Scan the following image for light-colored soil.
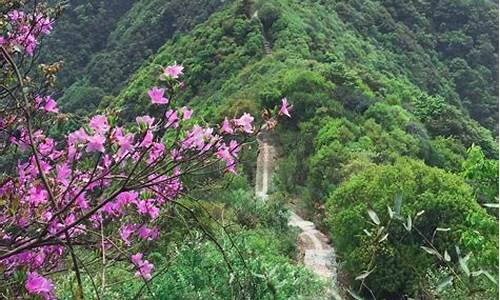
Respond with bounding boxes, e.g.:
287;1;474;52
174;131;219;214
255;133;342;299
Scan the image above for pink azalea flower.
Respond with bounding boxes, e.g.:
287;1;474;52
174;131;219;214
135;199;160;219
278;97;292;118
38;138;54;156
116;191;139;206
165;110;179;128
131;253;144;265
229;140;241;156
163;64;184;79
113;128;135;157
8;10;24;21
233;113;254;134
147;142;165;164
43;97;58;113
138;225;159;241
68;128;88;145
216;141;240;174
56;163;71;186
136;115;155;128
86;135;106;153
182;106;193;120
27;186;48;206
221;118;234;134
75;193;89;211
120;224;137;246
138;260;154;280
139;130;153;148
148;87;169;104
25;272;56;300
130;252;155;280
89;115;110;134
171;148;183;161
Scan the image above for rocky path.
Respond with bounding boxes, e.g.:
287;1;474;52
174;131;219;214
255;132;341;299
252;10;273;54
288;212;336;279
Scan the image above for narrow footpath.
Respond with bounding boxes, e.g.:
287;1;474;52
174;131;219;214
255;130;342;299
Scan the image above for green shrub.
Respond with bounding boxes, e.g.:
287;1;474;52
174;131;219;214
326;158;498;299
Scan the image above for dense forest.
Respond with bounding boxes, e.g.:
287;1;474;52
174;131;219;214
1;0;498;299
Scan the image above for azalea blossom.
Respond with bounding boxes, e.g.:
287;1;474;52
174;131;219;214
131;253;154;280
25;272;56;300
139;130;154;148
43;97;58;113
278;97;292;118
165;109;179;128
221;117;234;134
137;225;159;241
163;64;184;79
89;115;110;134
56;163;71;186
120;224;137;246
86;135;106;153
136;115;155;128
148;87;169;104
27;186;48;206
233;113;254;133
182;106;193;120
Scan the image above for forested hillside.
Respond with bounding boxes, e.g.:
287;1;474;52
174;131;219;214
3;0;499;299
40;0;227;113
111;0;500;298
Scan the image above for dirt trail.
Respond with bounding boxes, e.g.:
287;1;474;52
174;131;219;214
255;131;341;298
252;10;273;54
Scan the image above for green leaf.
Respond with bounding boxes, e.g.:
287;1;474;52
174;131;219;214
355;268;375;280
394;194;402;216
458;253;471;277
387;206;394;219
404;215;412;231
421;246;443;259
444;250;451;262
482;203;499;208
367;209;380;225
436;276;454;292
379;233;389;243
471;270;498;285
436;227;451;232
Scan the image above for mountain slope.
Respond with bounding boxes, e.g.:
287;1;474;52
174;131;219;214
114;0;497;154
110;0;498;298
41;0;227;113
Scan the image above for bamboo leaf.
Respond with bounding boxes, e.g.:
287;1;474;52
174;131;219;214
394;194;402;216
355;268;375;281
436;276;454;292
421;246;443;259
444;250;451;262
387;206;394;219
459;254;471;277
367;209;380;225
471;270;498;285
436;227;451;232
379;233;389;243
405;215;412;231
